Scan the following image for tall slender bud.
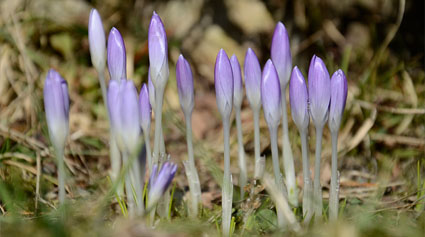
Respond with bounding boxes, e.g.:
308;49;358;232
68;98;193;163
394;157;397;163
328;69;348;133
139;83;151;134
176;55;195;114
148;11;169;89
107;28;126;81
289;66;309;131
214;49;234;119
244;48;262;110
148;162;177;208
261;60;282;127
271;22;292;89
88;9;106;72
44;69;70;151
308;55;331;127
230;55;243;108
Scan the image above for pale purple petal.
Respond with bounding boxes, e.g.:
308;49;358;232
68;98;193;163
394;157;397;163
289;66;309;131
107;79;122;135
88;9;106;71
214;49;234;118
308;55;331;127
271;22;292;88
244;48;262;110
261;60;281;127
230;54;243;108
139;83;151;134
328;69;348;133
119;80;141;152
176;54;194;113
148;11;169;87
107;27;126;81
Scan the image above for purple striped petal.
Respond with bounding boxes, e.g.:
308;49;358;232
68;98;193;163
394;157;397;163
230;54;243;108
214;49;234;118
139;83;151;134
107;27;126;81
289;66;309;131
148;11;169;88
328;69;348;133
261;60;281;127
271;22;292;88
176;54;194;114
244;48;262;110
308;55;330;127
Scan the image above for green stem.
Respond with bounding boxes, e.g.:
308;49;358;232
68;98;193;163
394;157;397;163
235;107;247;199
313;125;324;219
55;147;65;204
253;109;263;179
153;86;165;164
122;152;135;218
329;131;339;221
144;130;152;172
222;118;232;236
281;89;298;207
300;131;313;223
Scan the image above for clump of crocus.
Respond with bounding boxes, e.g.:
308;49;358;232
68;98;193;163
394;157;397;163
148;12;169;161
139;83;152;171
230;54;247;199
328;69;347;221
244;48;264;179
147;162;177;210
44;69;69;204
108;79;144;217
308;55;331;219
271;22;298;207
289;66;313;222
261;60;286;227
176;54;201;217
215;49;234;236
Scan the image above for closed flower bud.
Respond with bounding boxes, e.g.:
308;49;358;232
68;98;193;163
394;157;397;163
230;54;243;108
214;49;234;118
244;48;262;110
308;55;331;127
176;54;194;114
139;83;151;135
107;27;126;81
328;69;348;133
107;79;140;153
261;60;282;127
44;69;70;151
271;22;292;89
289;66;309;131
148;162;177;208
148;11;169;89
88;9;106;71
147;68;156;108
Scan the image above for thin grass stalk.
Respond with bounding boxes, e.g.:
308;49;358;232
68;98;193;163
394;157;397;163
313;126;324;219
300;131;313;223
270;125;286;227
329;131;339;221
235;107;247;199
184;113;201;217
281;89;298;207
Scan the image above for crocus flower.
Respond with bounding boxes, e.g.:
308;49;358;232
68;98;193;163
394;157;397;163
139;83;151;135
244;48;262;110
148;162;177;209
271;22;292;89
215;49;234;119
328;69;348;133
231;55;243;108
176;54;194;114
44;69;70;151
44;69;69;204
289;66;309;132
148;11;169;89
88;9;106;72
107;79;140;153
308;55;331;127
261;60;282;127
107;27;126;81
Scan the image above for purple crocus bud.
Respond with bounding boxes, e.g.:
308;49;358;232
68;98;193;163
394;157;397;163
328;69;348;133
147;68;156;108
230;54;243;108
214;49;234;118
88;9;106;71
107;27;126;81
271;22;292;89
261;60;282;127
289;66;309;131
244;48;262;110
44;69;70;150
176;54;194;114
107;79;141;153
139;83;151;134
308;55;331;127
148;162;177;207
148;11;169;89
